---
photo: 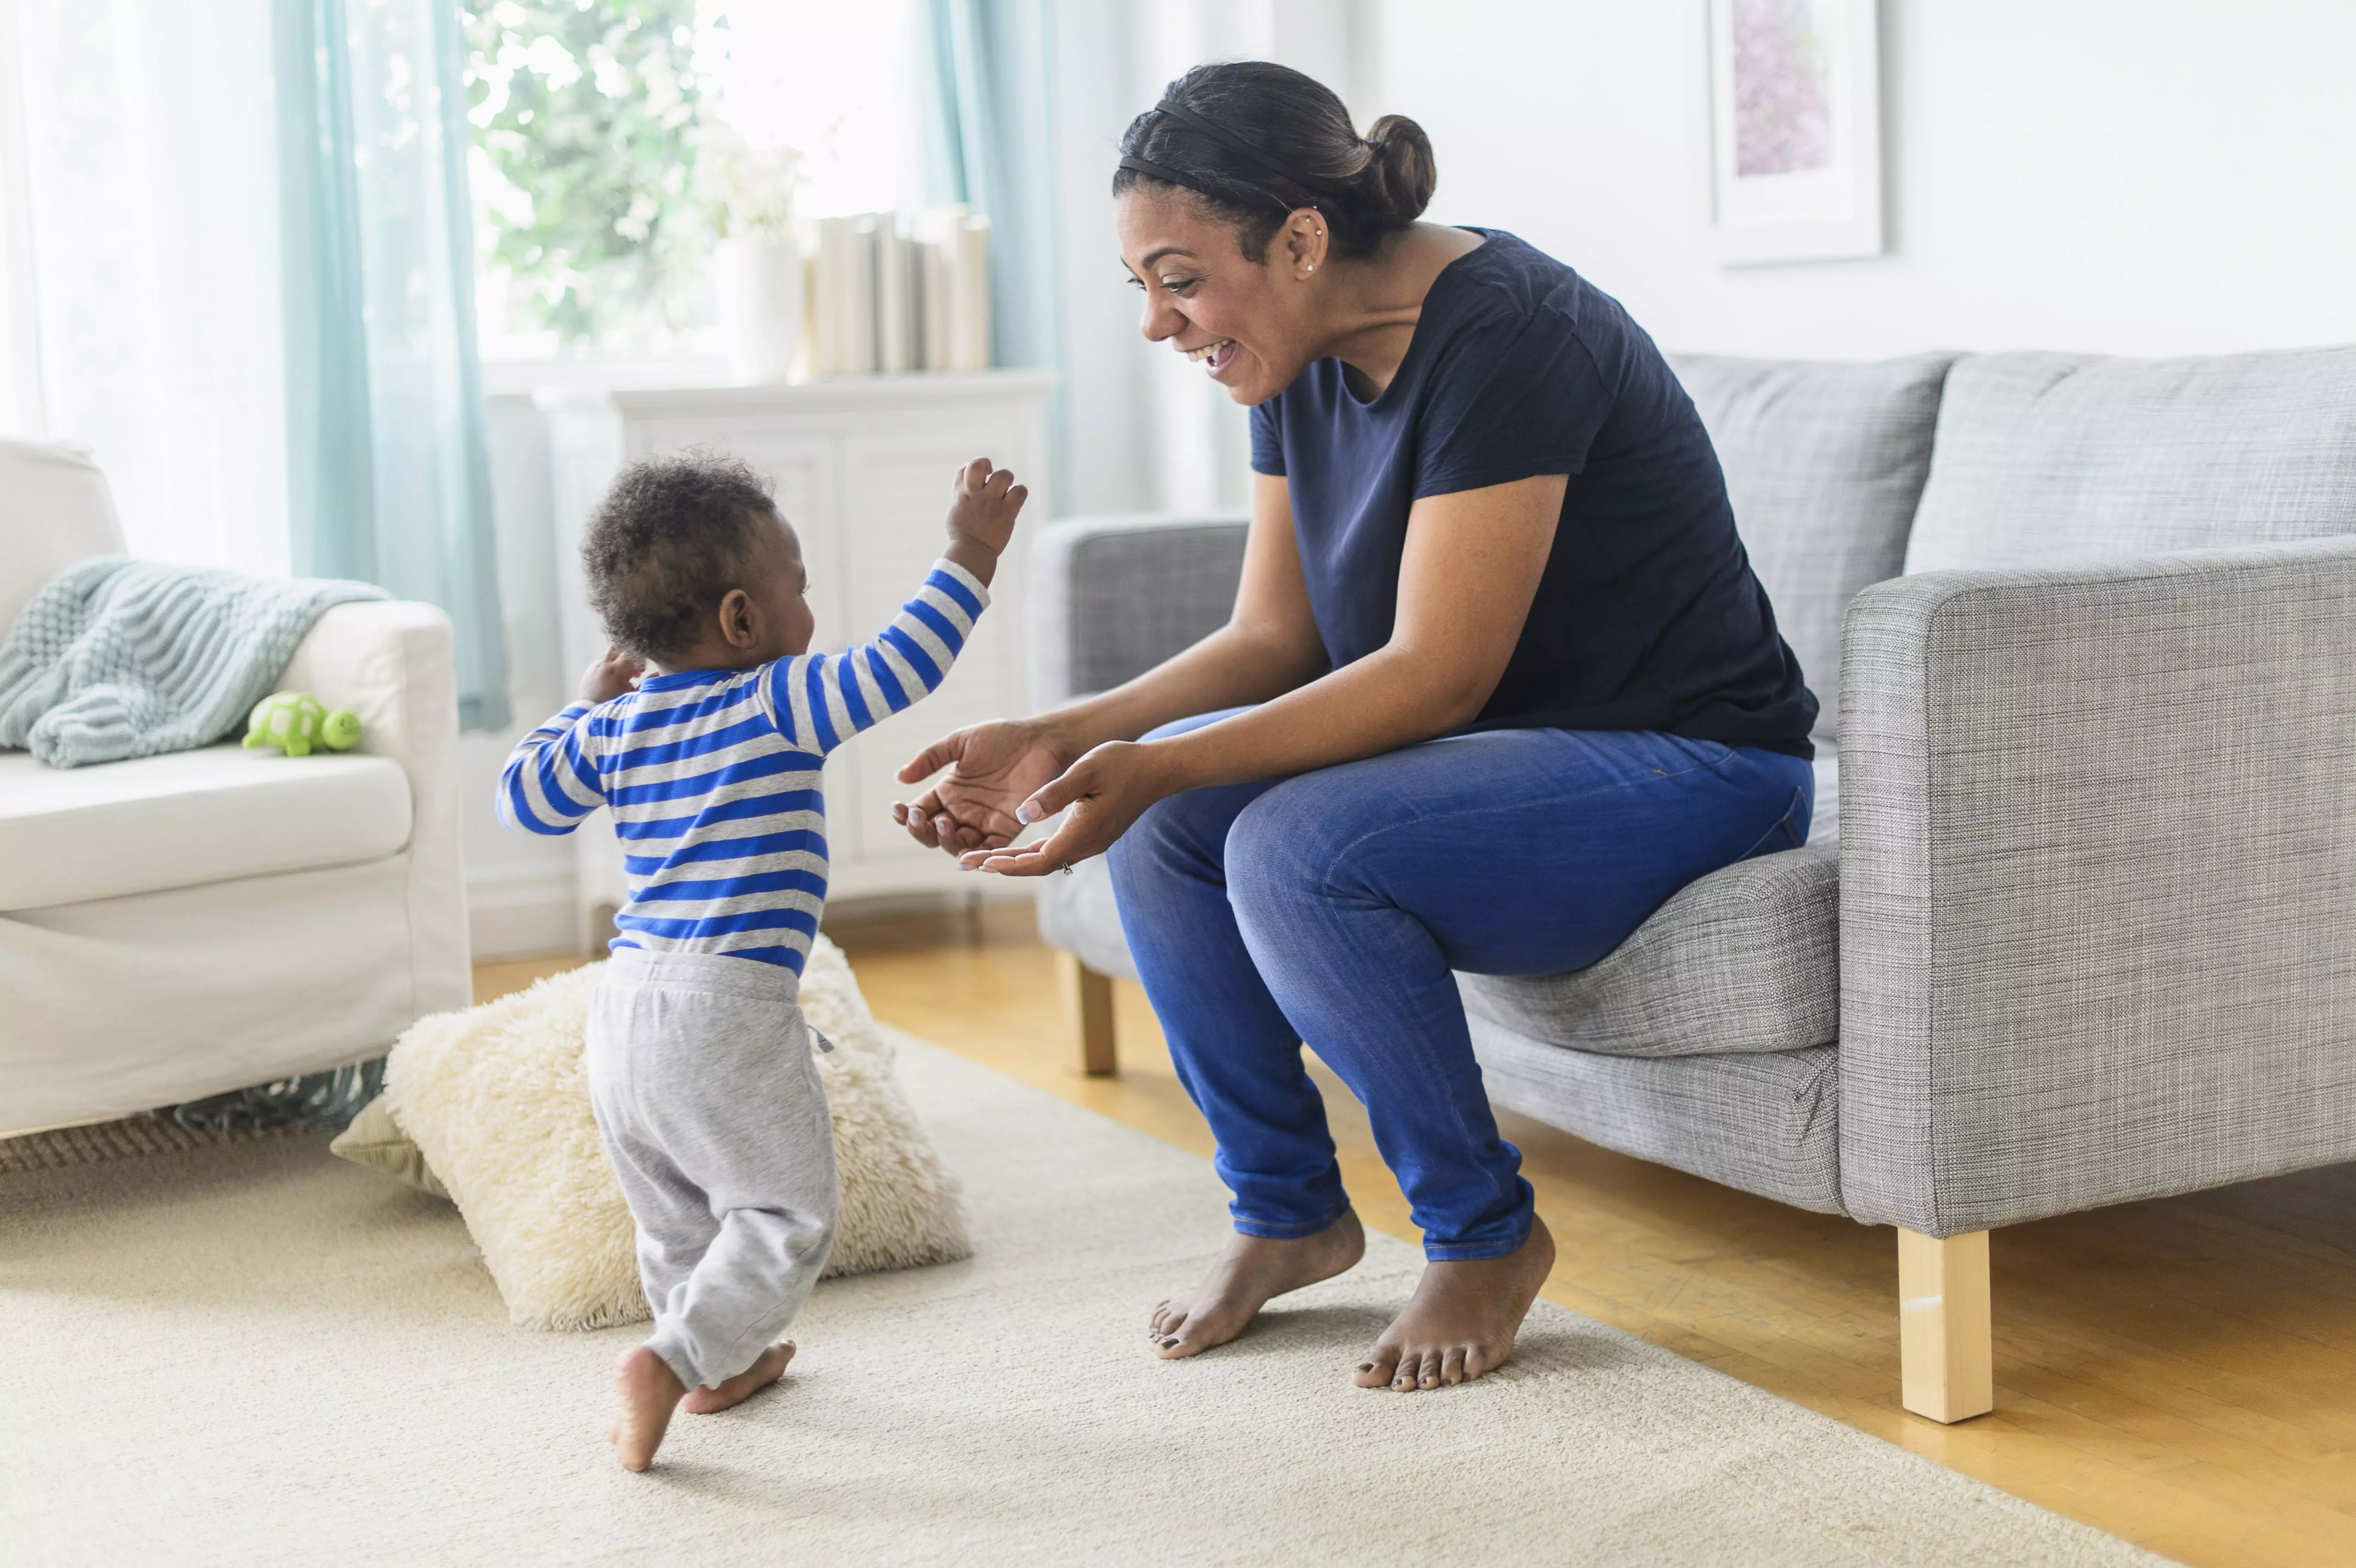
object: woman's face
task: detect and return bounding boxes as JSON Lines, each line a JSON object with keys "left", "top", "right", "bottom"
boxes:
{"left": 1117, "top": 188, "right": 1317, "bottom": 406}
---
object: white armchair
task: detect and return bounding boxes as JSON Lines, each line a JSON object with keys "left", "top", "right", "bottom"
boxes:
{"left": 0, "top": 438, "right": 470, "bottom": 1134}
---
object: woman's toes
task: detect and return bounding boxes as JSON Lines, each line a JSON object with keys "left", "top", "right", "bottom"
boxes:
{"left": 1392, "top": 1351, "right": 1423, "bottom": 1392}
{"left": 1417, "top": 1356, "right": 1441, "bottom": 1390}
{"left": 1355, "top": 1349, "right": 1398, "bottom": 1389}
{"left": 1440, "top": 1346, "right": 1468, "bottom": 1386}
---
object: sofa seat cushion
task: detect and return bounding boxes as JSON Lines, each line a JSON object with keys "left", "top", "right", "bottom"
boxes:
{"left": 1457, "top": 841, "right": 1839, "bottom": 1059}
{"left": 0, "top": 741, "right": 410, "bottom": 911}
{"left": 1905, "top": 347, "right": 2356, "bottom": 575}
{"left": 1470, "top": 1022, "right": 1844, "bottom": 1215}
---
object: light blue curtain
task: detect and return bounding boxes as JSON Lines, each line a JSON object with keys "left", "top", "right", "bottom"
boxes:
{"left": 923, "top": 0, "right": 1063, "bottom": 378}
{"left": 276, "top": 0, "right": 509, "bottom": 731}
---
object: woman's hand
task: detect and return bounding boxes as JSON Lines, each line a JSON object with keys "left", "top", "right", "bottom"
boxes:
{"left": 956, "top": 740, "right": 1177, "bottom": 877}
{"left": 892, "top": 719, "right": 1075, "bottom": 855}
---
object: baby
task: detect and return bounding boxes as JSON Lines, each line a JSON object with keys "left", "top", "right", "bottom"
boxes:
{"left": 498, "top": 450, "right": 1025, "bottom": 1471}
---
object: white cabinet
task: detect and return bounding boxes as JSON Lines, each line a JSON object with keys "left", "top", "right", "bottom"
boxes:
{"left": 540, "top": 371, "right": 1053, "bottom": 936}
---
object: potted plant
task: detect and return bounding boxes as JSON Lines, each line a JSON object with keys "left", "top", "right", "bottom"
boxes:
{"left": 698, "top": 128, "right": 807, "bottom": 384}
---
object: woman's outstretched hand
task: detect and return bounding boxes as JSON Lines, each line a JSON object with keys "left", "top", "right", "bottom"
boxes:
{"left": 892, "top": 719, "right": 1073, "bottom": 855}
{"left": 954, "top": 740, "right": 1173, "bottom": 877}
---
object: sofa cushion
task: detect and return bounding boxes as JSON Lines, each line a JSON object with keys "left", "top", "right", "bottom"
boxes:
{"left": 1671, "top": 353, "right": 1954, "bottom": 743}
{"left": 0, "top": 741, "right": 411, "bottom": 911}
{"left": 1456, "top": 841, "right": 1839, "bottom": 1059}
{"left": 1905, "top": 347, "right": 2356, "bottom": 575}
{"left": 1470, "top": 1024, "right": 1844, "bottom": 1216}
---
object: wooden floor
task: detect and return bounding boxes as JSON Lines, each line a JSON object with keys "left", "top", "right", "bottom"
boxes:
{"left": 479, "top": 908, "right": 2356, "bottom": 1568}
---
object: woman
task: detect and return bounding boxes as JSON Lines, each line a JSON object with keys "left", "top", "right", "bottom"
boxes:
{"left": 892, "top": 62, "right": 1817, "bottom": 1392}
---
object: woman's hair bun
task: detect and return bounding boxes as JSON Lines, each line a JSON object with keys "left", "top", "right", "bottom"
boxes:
{"left": 1112, "top": 62, "right": 1441, "bottom": 262}
{"left": 1363, "top": 114, "right": 1436, "bottom": 227}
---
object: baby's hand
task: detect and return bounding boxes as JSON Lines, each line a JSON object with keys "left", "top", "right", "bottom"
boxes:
{"left": 945, "top": 457, "right": 1028, "bottom": 560}
{"left": 579, "top": 645, "right": 645, "bottom": 704}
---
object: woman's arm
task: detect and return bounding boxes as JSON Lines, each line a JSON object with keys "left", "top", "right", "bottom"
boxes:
{"left": 965, "top": 471, "right": 1568, "bottom": 874}
{"left": 890, "top": 472, "right": 1327, "bottom": 852}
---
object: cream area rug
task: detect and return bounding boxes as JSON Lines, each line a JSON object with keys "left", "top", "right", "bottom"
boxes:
{"left": 1, "top": 1031, "right": 2157, "bottom": 1568}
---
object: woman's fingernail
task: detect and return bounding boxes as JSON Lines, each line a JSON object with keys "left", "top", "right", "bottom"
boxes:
{"left": 1015, "top": 803, "right": 1039, "bottom": 824}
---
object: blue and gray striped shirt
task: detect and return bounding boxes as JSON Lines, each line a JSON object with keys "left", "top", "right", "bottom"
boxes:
{"left": 498, "top": 559, "right": 988, "bottom": 972}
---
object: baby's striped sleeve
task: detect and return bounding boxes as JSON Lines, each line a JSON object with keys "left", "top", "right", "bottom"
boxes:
{"left": 498, "top": 702, "right": 604, "bottom": 835}
{"left": 762, "top": 559, "right": 989, "bottom": 755}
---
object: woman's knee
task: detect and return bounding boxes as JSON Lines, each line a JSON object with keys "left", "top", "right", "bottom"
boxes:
{"left": 1224, "top": 776, "right": 1365, "bottom": 915}
{"left": 1108, "top": 781, "right": 1245, "bottom": 896}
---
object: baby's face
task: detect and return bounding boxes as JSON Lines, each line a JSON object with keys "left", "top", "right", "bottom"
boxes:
{"left": 745, "top": 515, "right": 817, "bottom": 661}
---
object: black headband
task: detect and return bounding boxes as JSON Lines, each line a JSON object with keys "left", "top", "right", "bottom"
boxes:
{"left": 1117, "top": 97, "right": 1360, "bottom": 213}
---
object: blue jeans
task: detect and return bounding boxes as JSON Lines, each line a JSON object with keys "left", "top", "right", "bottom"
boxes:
{"left": 1107, "top": 713, "right": 1814, "bottom": 1261}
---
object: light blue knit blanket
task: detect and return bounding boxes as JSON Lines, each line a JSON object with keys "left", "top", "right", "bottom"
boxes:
{"left": 0, "top": 558, "right": 386, "bottom": 768}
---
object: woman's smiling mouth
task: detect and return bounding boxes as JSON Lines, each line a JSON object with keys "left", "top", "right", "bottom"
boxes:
{"left": 1182, "top": 338, "right": 1238, "bottom": 375}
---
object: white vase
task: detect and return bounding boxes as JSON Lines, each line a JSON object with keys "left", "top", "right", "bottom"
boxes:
{"left": 715, "top": 237, "right": 806, "bottom": 385}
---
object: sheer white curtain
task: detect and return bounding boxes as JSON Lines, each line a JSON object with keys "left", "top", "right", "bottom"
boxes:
{"left": 8, "top": 0, "right": 292, "bottom": 577}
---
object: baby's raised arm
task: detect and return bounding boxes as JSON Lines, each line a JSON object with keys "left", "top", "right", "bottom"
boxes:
{"left": 939, "top": 456, "right": 1027, "bottom": 588}
{"left": 763, "top": 458, "right": 1027, "bottom": 754}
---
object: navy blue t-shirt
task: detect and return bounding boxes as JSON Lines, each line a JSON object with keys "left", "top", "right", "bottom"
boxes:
{"left": 1249, "top": 230, "right": 1817, "bottom": 758}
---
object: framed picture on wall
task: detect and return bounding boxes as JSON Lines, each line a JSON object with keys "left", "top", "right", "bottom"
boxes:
{"left": 1707, "top": 0, "right": 1884, "bottom": 265}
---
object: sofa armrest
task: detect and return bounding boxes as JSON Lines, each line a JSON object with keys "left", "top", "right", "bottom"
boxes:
{"left": 1836, "top": 536, "right": 2356, "bottom": 1236}
{"left": 1026, "top": 512, "right": 1249, "bottom": 707}
{"left": 277, "top": 600, "right": 470, "bottom": 1017}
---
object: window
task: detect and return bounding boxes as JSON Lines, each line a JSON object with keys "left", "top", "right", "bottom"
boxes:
{"left": 464, "top": 0, "right": 920, "bottom": 362}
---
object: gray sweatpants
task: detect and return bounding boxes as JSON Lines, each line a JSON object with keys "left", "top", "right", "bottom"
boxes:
{"left": 585, "top": 948, "right": 839, "bottom": 1391}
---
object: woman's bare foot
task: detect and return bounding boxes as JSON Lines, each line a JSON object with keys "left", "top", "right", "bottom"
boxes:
{"left": 680, "top": 1340, "right": 796, "bottom": 1415}
{"left": 1149, "top": 1210, "right": 1366, "bottom": 1358}
{"left": 1353, "top": 1215, "right": 1556, "bottom": 1392}
{"left": 608, "top": 1346, "right": 687, "bottom": 1471}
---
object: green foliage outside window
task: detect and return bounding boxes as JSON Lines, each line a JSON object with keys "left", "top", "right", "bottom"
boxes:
{"left": 464, "top": 0, "right": 723, "bottom": 347}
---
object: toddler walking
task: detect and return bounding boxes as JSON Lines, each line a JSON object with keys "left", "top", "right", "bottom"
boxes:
{"left": 499, "top": 451, "right": 1025, "bottom": 1470}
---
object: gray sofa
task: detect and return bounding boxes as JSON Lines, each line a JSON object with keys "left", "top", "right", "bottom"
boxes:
{"left": 1030, "top": 347, "right": 2356, "bottom": 1424}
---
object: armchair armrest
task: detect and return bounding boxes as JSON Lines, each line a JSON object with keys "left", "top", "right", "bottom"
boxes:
{"left": 277, "top": 600, "right": 470, "bottom": 1017}
{"left": 1027, "top": 512, "right": 1248, "bottom": 707}
{"left": 1837, "top": 536, "right": 2356, "bottom": 1236}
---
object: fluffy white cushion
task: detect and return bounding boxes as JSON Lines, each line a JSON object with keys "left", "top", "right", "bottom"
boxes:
{"left": 379, "top": 936, "right": 971, "bottom": 1330}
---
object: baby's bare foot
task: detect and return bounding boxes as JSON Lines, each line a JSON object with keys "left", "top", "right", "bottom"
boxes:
{"left": 681, "top": 1340, "right": 796, "bottom": 1415}
{"left": 1354, "top": 1215, "right": 1556, "bottom": 1392}
{"left": 1149, "top": 1210, "right": 1365, "bottom": 1359}
{"left": 610, "top": 1345, "right": 687, "bottom": 1471}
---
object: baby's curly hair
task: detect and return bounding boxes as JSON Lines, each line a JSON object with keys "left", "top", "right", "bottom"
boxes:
{"left": 582, "top": 451, "right": 779, "bottom": 663}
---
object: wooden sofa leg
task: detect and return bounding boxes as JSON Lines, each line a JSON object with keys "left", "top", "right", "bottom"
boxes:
{"left": 1058, "top": 951, "right": 1118, "bottom": 1076}
{"left": 1897, "top": 1228, "right": 1994, "bottom": 1423}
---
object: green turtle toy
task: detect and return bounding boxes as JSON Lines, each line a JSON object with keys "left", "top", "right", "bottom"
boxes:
{"left": 244, "top": 691, "right": 362, "bottom": 757}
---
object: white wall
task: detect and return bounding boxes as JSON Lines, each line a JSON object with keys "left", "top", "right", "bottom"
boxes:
{"left": 1369, "top": 0, "right": 2356, "bottom": 358}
